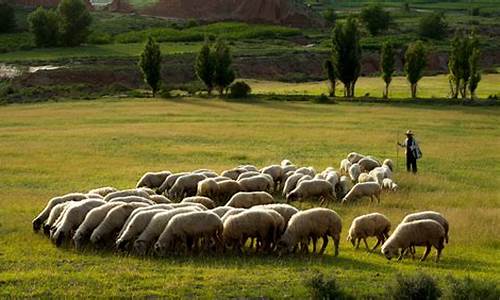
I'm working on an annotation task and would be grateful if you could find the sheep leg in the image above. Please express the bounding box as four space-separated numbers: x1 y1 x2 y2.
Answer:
312 237 317 254
355 238 361 249
372 238 382 251
333 236 339 257
375 192 381 203
319 235 328 255
397 249 405 261
420 244 432 262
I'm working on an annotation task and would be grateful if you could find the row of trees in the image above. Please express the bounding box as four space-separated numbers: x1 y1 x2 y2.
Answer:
325 17 481 99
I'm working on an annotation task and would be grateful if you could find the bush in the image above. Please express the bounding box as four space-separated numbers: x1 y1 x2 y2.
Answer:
388 272 441 300
304 272 349 300
87 31 112 44
418 13 447 40
323 8 337 25
229 81 251 98
360 5 392 36
58 0 92 46
0 3 16 33
445 275 500 300
28 7 60 47
313 94 331 104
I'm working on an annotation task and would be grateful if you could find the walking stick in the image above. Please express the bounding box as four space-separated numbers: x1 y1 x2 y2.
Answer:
396 130 399 171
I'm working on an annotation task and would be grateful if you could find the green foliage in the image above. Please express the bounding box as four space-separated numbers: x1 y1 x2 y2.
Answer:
87 31 112 45
28 7 60 48
324 60 336 97
304 272 350 300
229 81 251 98
138 37 162 97
195 39 216 95
381 41 395 98
331 17 362 97
444 275 500 300
360 5 392 36
213 39 235 95
404 40 427 98
57 0 92 47
448 31 481 99
418 13 448 40
323 8 337 25
0 2 16 33
0 33 34 53
388 272 442 300
469 48 481 99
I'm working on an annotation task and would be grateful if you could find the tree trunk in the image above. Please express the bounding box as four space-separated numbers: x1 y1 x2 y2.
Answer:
350 81 356 98
384 82 389 99
411 83 417 98
344 83 349 97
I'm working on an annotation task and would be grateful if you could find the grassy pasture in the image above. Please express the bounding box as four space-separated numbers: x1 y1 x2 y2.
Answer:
0 99 499 297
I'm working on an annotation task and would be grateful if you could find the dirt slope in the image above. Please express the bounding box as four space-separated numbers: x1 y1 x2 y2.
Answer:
13 0 93 9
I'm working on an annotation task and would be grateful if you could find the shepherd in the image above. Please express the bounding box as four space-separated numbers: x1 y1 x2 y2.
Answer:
397 130 422 173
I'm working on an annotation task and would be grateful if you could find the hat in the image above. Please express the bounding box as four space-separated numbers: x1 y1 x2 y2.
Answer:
405 130 414 135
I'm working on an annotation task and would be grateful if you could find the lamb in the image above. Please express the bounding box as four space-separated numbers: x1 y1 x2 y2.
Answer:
251 203 299 225
295 167 316 177
210 206 235 218
401 211 449 244
238 175 272 193
136 171 172 189
324 171 340 187
348 163 361 182
282 173 305 197
43 201 72 235
236 171 261 181
358 157 381 172
225 191 274 208
260 165 284 191
133 207 202 255
73 201 126 249
196 178 219 199
182 196 216 209
381 219 446 262
215 180 241 204
286 179 336 205
115 208 168 250
32 192 88 232
149 195 172 204
108 196 155 205
157 172 189 194
337 176 353 199
221 168 247 180
281 159 293 166
341 182 381 204
154 211 223 255
339 159 352 175
277 208 342 256
169 173 207 200
103 189 150 202
347 213 391 251
347 152 365 163
90 202 149 246
368 169 385 185
358 173 377 183
382 178 399 191
51 199 106 246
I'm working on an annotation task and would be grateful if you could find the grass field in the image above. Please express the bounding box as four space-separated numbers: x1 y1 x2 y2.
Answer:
0 98 499 297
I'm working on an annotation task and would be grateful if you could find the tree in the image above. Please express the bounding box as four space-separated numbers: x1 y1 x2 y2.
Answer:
323 8 337 25
468 48 481 99
138 37 162 97
0 2 16 33
213 38 235 95
381 41 395 99
57 0 92 46
360 5 392 36
324 60 336 97
28 7 60 47
195 39 215 95
404 41 426 98
448 31 481 99
331 17 361 97
418 12 447 40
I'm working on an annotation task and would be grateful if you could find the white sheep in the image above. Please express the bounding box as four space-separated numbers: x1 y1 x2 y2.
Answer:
220 208 247 223
382 178 399 191
215 180 241 204
43 201 72 236
157 172 189 194
238 165 259 172
169 173 207 200
401 211 449 244
236 171 261 181
88 187 118 197
108 196 155 205
347 152 365 163
251 203 299 225
181 196 216 209
260 165 284 191
347 213 391 251
210 206 235 218
381 219 446 262
339 159 352 175
196 178 219 199
281 159 293 166
348 163 361 182
116 208 169 250
225 191 274 208
149 194 172 204
286 179 336 205
382 159 394 172
221 168 247 180
282 173 305 197
118 204 174 238
136 171 172 189
238 175 272 193
341 182 381 204
358 157 381 172
295 166 316 177
337 176 353 199
103 189 150 202
32 192 88 231
358 173 377 183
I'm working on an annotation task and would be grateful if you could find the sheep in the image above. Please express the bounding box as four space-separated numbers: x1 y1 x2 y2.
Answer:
192 168 214 174
213 176 232 182
368 169 385 185
72 202 126 250
51 199 106 246
32 192 88 232
210 206 235 218
136 171 172 189
281 159 293 166
108 196 155 205
138 187 156 195
282 165 297 174
286 179 336 206
324 171 340 187
182 196 216 209
87 186 118 197
358 157 381 172
43 201 72 236
116 208 169 250
347 152 365 163
382 159 394 172
381 219 446 262
297 175 313 186
337 176 353 199
225 192 274 209
197 178 219 199
251 203 299 225
215 180 241 204
169 173 207 200
382 178 399 191
90 202 149 247
168 202 207 210
295 167 316 177
117 204 174 238
199 171 219 178
133 207 202 255
220 208 247 223
86 193 104 199
238 175 272 193
358 173 377 183
236 171 261 181
149 195 172 204
341 182 381 204
103 189 150 202
277 208 342 256
221 168 247 180
260 165 284 191
281 170 296 185
238 165 259 172
282 173 304 197
222 210 277 253
340 159 352 175
254 208 286 250
154 211 223 255
401 211 449 244
157 172 189 194
347 213 391 251
348 163 361 182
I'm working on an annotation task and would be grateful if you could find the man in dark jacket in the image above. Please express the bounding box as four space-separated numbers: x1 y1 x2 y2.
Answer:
398 130 421 173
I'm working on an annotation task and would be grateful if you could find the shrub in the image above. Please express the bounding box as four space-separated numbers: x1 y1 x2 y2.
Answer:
0 2 16 33
304 272 349 300
138 37 162 97
87 31 112 44
313 94 331 104
323 8 337 25
444 275 500 300
229 81 251 98
418 13 447 40
360 5 392 36
388 272 441 300
28 7 60 47
58 0 92 46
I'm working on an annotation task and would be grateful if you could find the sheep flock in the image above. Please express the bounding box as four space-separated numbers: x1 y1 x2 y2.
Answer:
32 152 449 262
